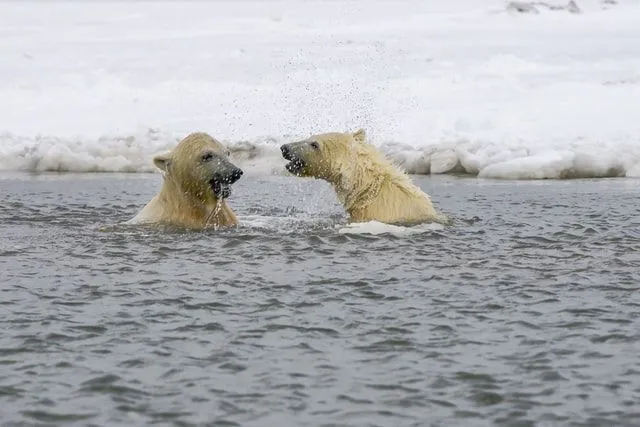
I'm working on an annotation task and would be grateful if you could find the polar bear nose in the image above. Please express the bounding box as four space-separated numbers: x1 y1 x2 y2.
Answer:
214 166 243 185
280 144 292 160
229 167 243 183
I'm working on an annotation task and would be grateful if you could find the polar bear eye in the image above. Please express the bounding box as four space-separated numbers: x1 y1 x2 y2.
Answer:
226 150 231 157
309 141 320 150
201 152 214 162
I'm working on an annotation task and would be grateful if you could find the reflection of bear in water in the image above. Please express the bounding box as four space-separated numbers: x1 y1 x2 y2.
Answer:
130 132 243 230
281 129 449 226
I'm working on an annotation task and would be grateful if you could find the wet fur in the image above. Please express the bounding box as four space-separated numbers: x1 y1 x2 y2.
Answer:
130 132 239 230
286 129 449 226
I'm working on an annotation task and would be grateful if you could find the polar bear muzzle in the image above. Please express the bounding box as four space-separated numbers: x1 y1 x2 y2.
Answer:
208 160 243 199
280 142 307 175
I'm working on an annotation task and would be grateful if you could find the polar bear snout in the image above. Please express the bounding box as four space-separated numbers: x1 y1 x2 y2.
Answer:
280 143 307 175
280 144 293 160
214 166 244 185
232 167 243 182
228 166 244 184
209 168 242 199
207 162 243 199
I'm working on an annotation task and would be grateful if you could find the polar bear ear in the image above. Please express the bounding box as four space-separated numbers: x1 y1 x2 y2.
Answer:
352 128 366 143
153 151 173 172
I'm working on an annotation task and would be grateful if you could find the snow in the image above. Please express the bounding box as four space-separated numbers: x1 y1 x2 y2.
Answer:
1 0 639 179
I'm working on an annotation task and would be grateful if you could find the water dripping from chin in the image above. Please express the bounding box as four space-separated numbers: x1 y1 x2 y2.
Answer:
205 198 224 230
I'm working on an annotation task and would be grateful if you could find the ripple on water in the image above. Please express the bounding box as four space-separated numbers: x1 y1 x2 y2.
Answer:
1 175 640 426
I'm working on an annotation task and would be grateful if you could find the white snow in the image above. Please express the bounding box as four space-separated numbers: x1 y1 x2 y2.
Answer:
1 0 639 179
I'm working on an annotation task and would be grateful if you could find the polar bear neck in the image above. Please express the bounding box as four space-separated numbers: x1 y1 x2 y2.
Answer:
336 171 386 213
330 142 424 215
330 145 390 212
158 174 223 223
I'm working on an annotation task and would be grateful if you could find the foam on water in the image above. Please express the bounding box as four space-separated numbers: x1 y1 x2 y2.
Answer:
238 214 340 234
337 220 445 236
1 0 639 180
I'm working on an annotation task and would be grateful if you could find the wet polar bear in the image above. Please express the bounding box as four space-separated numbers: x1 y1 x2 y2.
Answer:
130 132 243 230
280 129 449 226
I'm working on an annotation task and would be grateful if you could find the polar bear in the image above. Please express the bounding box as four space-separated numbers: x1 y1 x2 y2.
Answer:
130 132 243 230
280 129 449 225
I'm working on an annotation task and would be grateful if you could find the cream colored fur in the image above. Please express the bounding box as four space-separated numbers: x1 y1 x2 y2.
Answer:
289 129 449 225
130 132 239 230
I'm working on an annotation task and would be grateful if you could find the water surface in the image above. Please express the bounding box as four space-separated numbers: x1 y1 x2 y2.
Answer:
1 172 639 427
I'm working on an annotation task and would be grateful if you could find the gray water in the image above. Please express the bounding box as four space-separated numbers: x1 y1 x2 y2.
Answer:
1 171 640 427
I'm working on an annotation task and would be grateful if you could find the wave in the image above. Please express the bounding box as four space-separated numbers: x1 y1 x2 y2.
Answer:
1 128 639 180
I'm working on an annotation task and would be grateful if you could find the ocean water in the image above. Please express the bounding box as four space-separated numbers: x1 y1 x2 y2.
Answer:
2 172 640 426
2 0 640 426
